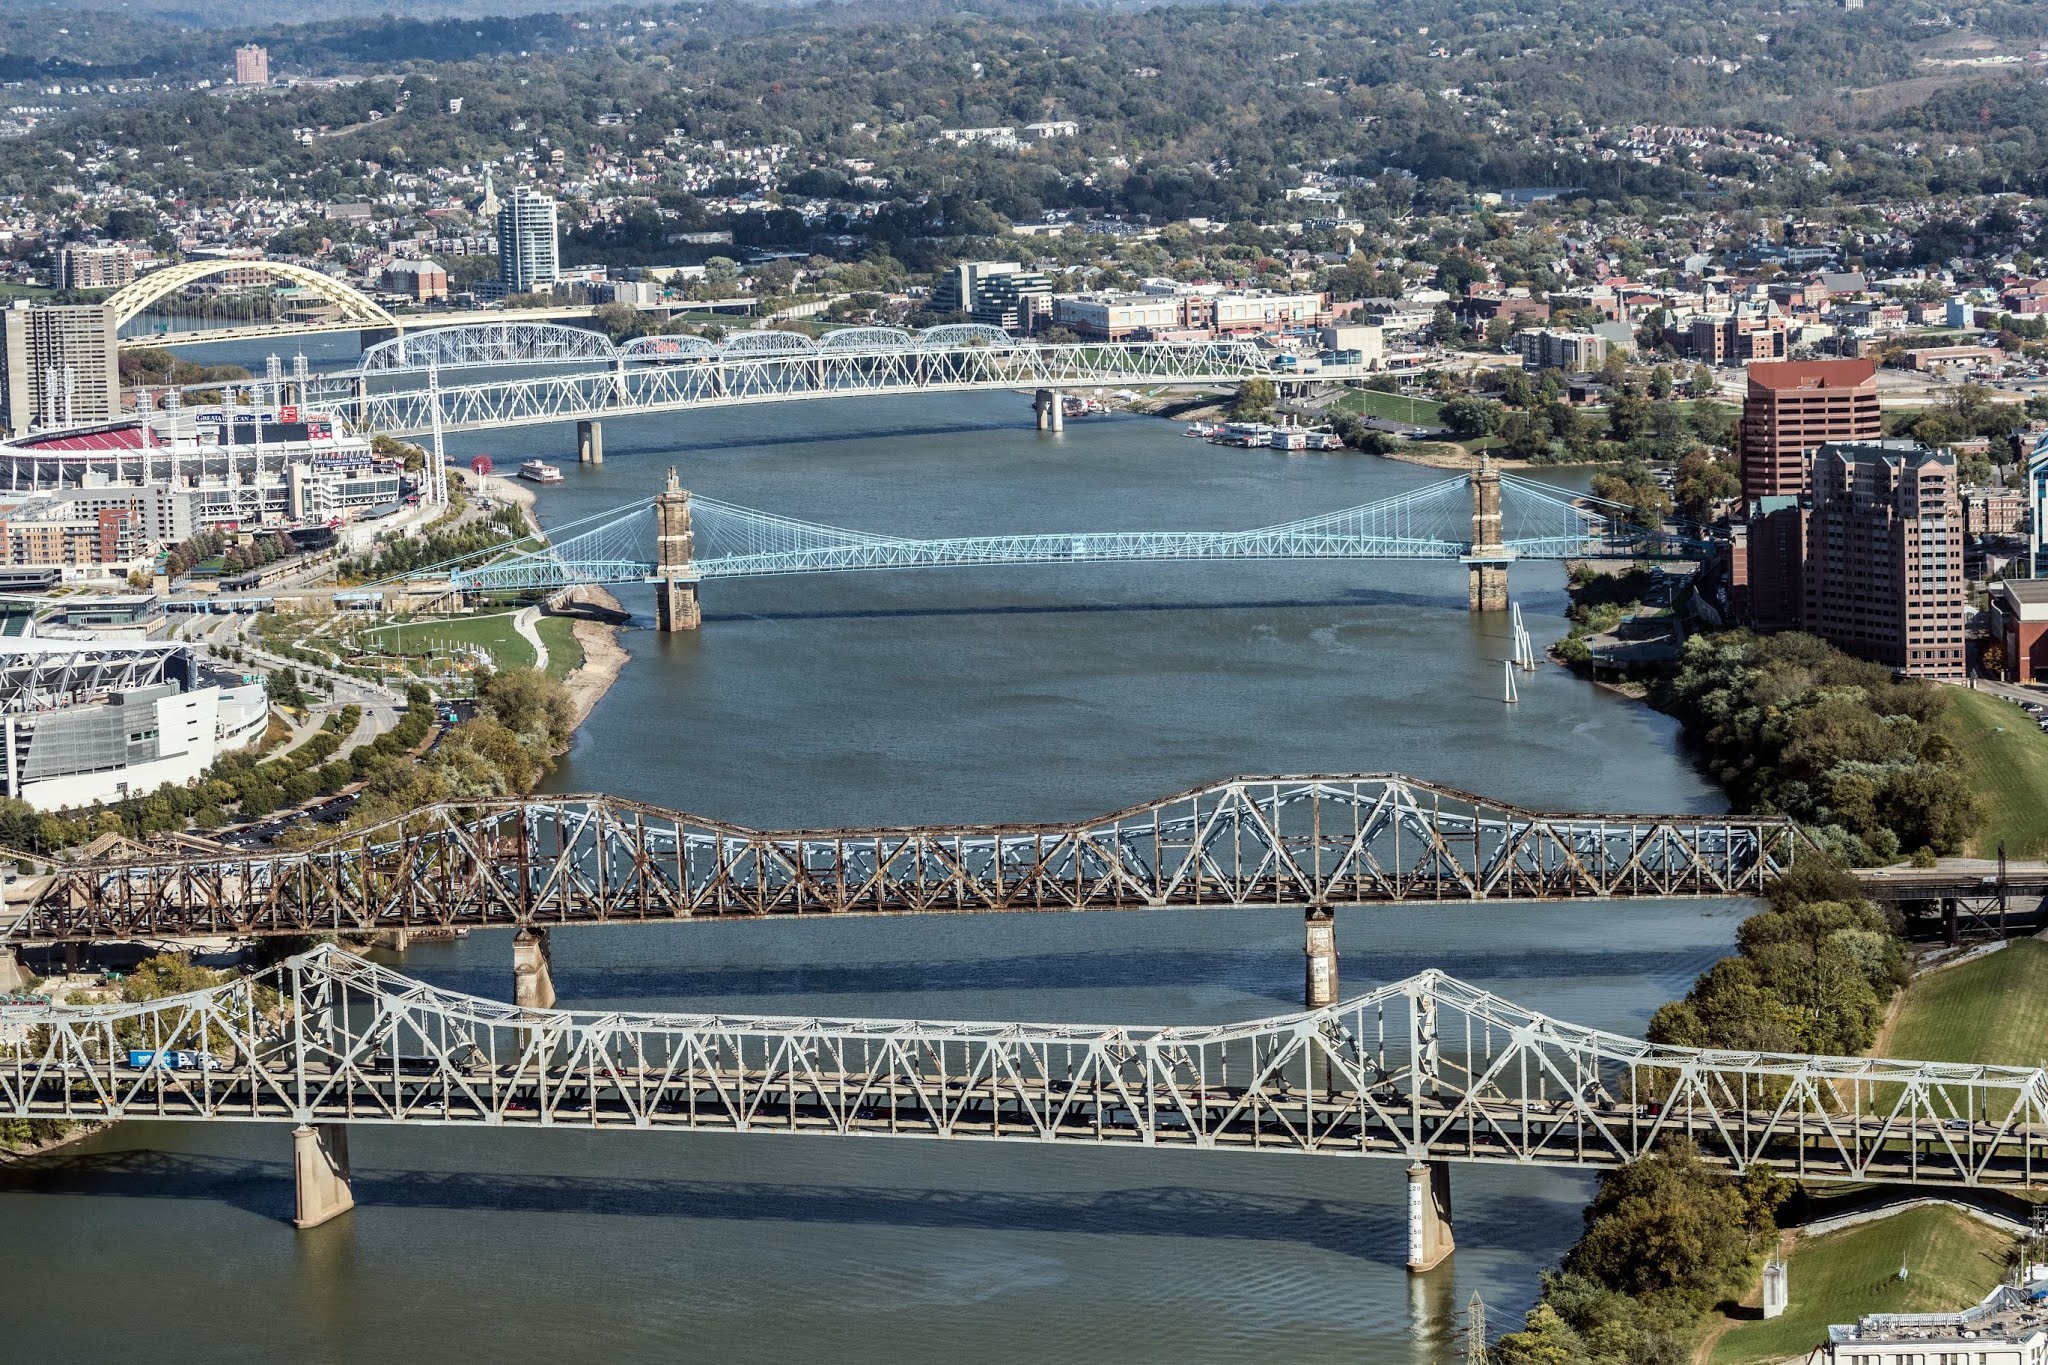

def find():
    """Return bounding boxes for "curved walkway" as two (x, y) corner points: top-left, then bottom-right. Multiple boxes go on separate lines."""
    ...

(512, 606), (548, 672)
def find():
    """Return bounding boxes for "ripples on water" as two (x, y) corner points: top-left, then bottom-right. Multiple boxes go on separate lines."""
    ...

(0, 388), (1740, 1362)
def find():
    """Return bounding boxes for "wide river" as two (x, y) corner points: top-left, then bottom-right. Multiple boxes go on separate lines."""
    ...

(2, 364), (1738, 1362)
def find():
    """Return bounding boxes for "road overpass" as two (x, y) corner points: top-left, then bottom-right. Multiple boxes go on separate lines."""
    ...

(4, 943), (2041, 1263)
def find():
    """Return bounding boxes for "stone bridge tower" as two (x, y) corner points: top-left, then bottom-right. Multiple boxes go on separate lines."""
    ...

(653, 467), (701, 631)
(1463, 454), (1510, 612)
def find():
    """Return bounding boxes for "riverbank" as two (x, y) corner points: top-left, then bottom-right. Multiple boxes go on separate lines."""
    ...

(554, 586), (629, 729)
(0, 1121), (106, 1166)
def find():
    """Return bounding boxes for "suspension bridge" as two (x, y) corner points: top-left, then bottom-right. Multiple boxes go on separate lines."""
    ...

(435, 462), (1686, 624)
(5, 944), (2042, 1263)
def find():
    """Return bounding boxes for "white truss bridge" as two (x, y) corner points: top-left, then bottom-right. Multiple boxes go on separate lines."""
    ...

(296, 325), (1344, 438)
(5, 944), (2044, 1193)
(444, 473), (1663, 594)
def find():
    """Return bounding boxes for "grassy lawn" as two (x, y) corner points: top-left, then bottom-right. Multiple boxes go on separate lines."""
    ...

(534, 615), (585, 681)
(1940, 687), (2048, 857)
(1708, 1206), (2010, 1364)
(1883, 937), (2048, 1068)
(1332, 388), (1443, 423)
(363, 612), (537, 672)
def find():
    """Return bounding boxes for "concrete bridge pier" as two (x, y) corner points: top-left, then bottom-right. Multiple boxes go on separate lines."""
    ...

(292, 1123), (354, 1229)
(653, 467), (700, 631)
(577, 419), (604, 466)
(513, 928), (555, 1010)
(1033, 389), (1064, 433)
(1405, 1160), (1455, 1271)
(1304, 908), (1338, 1008)
(0, 945), (27, 993)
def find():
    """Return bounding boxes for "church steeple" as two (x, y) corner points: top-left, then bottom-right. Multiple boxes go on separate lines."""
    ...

(478, 168), (500, 220)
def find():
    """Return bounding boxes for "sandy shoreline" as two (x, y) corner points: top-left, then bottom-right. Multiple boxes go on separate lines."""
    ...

(557, 586), (630, 728)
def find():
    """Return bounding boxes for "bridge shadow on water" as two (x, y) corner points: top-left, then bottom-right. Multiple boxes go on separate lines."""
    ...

(0, 1148), (1574, 1264)
(416, 945), (1720, 1014)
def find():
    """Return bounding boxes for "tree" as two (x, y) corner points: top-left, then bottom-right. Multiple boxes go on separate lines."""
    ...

(1231, 377), (1277, 420)
(1439, 396), (1506, 439)
(478, 668), (575, 755)
(1589, 459), (1670, 529)
(1671, 449), (1738, 524)
(1564, 1141), (1751, 1304)
(1606, 390), (1652, 442)
(1647, 364), (1674, 400)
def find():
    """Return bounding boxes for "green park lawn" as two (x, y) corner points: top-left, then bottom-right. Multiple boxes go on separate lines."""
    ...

(533, 614), (585, 681)
(1940, 687), (2048, 857)
(1332, 387), (1443, 424)
(1882, 936), (2048, 1069)
(1708, 1205), (2011, 1364)
(363, 611), (537, 673)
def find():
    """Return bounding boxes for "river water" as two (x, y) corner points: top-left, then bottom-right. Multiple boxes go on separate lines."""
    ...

(0, 369), (1739, 1362)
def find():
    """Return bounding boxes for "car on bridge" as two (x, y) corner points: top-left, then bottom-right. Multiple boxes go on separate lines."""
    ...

(125, 1049), (223, 1071)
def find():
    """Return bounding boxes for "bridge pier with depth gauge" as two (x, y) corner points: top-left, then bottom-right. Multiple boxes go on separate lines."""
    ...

(512, 928), (556, 1009)
(1463, 455), (1510, 612)
(1304, 908), (1338, 1008)
(1406, 1161), (1455, 1271)
(652, 467), (701, 631)
(577, 419), (604, 466)
(292, 1123), (354, 1229)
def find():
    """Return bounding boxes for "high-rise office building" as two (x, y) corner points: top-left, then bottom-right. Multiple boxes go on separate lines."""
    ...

(1802, 440), (1965, 680)
(1739, 358), (1881, 501)
(234, 44), (270, 86)
(0, 303), (121, 436)
(496, 189), (560, 296)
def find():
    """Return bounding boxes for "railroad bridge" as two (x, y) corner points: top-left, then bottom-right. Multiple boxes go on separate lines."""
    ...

(0, 773), (1812, 1019)
(5, 944), (2043, 1272)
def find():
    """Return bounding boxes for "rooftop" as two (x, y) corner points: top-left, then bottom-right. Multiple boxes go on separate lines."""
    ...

(1747, 357), (1878, 392)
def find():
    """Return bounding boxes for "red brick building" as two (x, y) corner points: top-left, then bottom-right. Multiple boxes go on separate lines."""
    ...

(1995, 580), (2048, 682)
(1739, 358), (1881, 501)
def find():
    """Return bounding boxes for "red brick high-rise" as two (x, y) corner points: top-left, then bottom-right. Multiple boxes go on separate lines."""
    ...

(1740, 358), (1881, 501)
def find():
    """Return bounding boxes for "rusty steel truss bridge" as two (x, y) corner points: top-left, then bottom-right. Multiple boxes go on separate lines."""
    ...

(0, 774), (1809, 949)
(5, 943), (2043, 1245)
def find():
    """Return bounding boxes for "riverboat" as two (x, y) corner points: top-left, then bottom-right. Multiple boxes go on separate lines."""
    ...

(518, 460), (565, 485)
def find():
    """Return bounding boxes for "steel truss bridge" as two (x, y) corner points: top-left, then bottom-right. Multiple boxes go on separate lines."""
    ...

(298, 329), (1330, 439)
(5, 944), (2044, 1195)
(445, 473), (1670, 595)
(0, 775), (1808, 946)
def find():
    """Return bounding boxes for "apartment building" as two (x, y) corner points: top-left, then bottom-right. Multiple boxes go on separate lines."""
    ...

(234, 44), (270, 86)
(54, 245), (136, 291)
(495, 189), (560, 295)
(0, 302), (121, 436)
(1802, 440), (1965, 680)
(1517, 328), (1609, 372)
(1739, 358), (1881, 501)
